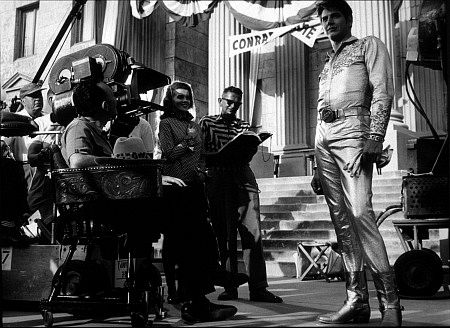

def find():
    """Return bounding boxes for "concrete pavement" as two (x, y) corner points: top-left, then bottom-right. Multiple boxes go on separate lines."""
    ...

(3, 277), (450, 327)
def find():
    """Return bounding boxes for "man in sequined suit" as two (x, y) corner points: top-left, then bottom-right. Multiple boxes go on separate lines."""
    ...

(310, 0), (402, 326)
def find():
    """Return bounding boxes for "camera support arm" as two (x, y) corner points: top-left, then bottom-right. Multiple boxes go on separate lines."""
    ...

(32, 0), (87, 83)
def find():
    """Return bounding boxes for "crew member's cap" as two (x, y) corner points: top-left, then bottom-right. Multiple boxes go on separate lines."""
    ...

(113, 137), (152, 160)
(20, 83), (45, 98)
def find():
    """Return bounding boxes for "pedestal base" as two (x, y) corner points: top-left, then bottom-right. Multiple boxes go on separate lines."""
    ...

(250, 146), (274, 178)
(383, 124), (418, 171)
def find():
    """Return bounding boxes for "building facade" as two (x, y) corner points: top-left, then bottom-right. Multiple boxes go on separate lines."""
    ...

(1, 0), (447, 176)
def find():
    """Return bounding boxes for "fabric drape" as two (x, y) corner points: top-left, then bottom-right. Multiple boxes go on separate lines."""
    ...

(94, 0), (107, 43)
(131, 0), (219, 26)
(103, 0), (166, 72)
(130, 1), (317, 30)
(224, 1), (317, 30)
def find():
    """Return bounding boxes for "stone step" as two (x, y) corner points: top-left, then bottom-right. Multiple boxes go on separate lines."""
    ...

(263, 229), (335, 240)
(237, 260), (298, 278)
(256, 170), (406, 186)
(260, 209), (405, 221)
(260, 201), (399, 213)
(238, 239), (409, 264)
(260, 193), (402, 205)
(244, 171), (443, 278)
(238, 230), (441, 255)
(261, 227), (409, 241)
(259, 214), (407, 230)
(260, 219), (335, 231)
(236, 239), (441, 278)
(257, 177), (403, 191)
(260, 195), (322, 205)
(259, 185), (403, 198)
(238, 237), (429, 253)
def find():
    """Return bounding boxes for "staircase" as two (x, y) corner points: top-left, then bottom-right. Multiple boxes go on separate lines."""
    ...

(238, 170), (442, 278)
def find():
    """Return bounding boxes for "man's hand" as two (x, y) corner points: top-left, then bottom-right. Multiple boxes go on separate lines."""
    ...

(310, 168), (324, 195)
(361, 139), (383, 164)
(343, 139), (383, 178)
(187, 127), (198, 139)
(162, 175), (187, 187)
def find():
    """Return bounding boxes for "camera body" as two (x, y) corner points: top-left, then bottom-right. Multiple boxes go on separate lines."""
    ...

(49, 43), (170, 127)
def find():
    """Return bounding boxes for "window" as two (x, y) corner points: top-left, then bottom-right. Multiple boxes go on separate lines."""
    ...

(15, 3), (39, 59)
(71, 0), (106, 45)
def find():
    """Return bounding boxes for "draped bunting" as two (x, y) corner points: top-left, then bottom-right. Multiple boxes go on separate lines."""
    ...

(130, 0), (157, 19)
(225, 1), (317, 31)
(130, 0), (219, 26)
(131, 1), (318, 30)
(130, 0), (321, 50)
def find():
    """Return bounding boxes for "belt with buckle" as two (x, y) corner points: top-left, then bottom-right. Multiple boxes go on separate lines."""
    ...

(320, 107), (370, 123)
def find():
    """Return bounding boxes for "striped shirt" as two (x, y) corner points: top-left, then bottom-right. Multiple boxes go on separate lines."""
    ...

(199, 115), (251, 153)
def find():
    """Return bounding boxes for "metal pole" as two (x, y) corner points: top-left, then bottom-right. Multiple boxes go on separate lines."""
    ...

(32, 0), (87, 83)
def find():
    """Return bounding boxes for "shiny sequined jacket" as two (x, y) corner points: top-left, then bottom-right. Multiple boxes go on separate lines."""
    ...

(318, 35), (394, 141)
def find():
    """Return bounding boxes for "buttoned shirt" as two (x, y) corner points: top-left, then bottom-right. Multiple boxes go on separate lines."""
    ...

(129, 117), (154, 153)
(61, 117), (112, 164)
(318, 36), (394, 139)
(157, 116), (202, 184)
(32, 113), (64, 145)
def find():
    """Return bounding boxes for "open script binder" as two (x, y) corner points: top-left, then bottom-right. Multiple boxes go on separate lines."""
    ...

(208, 131), (272, 164)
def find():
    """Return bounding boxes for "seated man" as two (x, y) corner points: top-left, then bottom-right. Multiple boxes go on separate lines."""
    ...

(27, 90), (65, 230)
(60, 81), (238, 324)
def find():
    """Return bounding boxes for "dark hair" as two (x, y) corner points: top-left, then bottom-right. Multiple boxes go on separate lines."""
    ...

(316, 0), (353, 23)
(72, 82), (103, 117)
(222, 86), (243, 100)
(161, 81), (194, 119)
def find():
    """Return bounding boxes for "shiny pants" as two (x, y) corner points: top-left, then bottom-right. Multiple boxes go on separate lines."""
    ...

(206, 165), (268, 291)
(315, 119), (391, 274)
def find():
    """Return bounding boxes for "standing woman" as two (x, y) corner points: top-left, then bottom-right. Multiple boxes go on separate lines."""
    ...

(156, 81), (236, 323)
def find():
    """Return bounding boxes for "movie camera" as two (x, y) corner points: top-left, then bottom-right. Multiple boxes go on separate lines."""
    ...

(49, 43), (171, 132)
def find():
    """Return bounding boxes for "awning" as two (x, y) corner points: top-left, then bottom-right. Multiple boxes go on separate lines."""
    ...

(131, 0), (318, 30)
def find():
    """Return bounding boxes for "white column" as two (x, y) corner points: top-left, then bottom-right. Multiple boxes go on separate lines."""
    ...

(208, 2), (249, 119)
(101, 0), (119, 45)
(349, 0), (405, 126)
(272, 35), (308, 151)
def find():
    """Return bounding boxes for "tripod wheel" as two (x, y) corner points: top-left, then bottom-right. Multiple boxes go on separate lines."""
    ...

(394, 248), (443, 297)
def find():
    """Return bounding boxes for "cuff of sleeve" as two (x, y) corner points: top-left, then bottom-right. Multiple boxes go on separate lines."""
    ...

(368, 134), (384, 142)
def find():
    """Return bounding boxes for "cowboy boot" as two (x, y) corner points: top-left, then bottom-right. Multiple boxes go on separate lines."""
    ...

(372, 270), (402, 327)
(317, 271), (370, 324)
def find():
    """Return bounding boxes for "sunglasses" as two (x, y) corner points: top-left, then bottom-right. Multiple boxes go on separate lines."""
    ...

(175, 94), (192, 101)
(219, 98), (242, 107)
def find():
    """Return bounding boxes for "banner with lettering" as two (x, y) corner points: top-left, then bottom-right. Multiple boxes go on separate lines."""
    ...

(228, 20), (322, 57)
(290, 20), (323, 48)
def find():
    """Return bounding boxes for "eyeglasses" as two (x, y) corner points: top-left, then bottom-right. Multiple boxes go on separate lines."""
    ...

(219, 98), (242, 108)
(175, 94), (192, 101)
